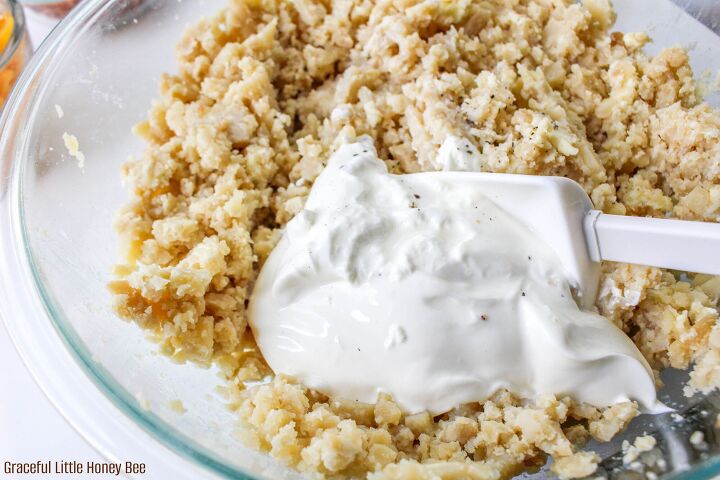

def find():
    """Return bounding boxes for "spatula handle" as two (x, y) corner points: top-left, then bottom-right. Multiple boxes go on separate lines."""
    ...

(584, 210), (720, 275)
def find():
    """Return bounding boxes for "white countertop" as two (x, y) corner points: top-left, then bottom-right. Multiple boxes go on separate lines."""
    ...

(0, 323), (104, 472)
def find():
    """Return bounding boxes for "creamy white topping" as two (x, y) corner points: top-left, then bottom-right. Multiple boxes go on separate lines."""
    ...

(431, 136), (484, 171)
(330, 104), (352, 124)
(249, 137), (662, 415)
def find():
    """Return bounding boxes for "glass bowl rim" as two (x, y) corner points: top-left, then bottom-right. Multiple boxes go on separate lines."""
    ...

(0, 0), (257, 478)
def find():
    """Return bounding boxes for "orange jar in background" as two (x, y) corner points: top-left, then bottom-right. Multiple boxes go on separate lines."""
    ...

(0, 0), (30, 108)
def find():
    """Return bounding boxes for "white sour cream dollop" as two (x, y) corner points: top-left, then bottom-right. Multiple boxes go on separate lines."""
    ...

(249, 136), (662, 415)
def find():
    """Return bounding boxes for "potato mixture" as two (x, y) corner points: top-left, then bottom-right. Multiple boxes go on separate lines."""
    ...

(110, 0), (720, 478)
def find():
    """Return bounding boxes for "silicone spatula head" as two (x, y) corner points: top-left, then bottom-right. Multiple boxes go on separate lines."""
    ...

(435, 171), (720, 310)
(420, 172), (600, 309)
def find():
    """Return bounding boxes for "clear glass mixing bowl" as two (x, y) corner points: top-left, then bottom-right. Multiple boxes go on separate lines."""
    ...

(1, 0), (720, 478)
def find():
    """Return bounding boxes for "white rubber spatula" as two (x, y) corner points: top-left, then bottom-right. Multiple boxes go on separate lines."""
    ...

(428, 172), (720, 309)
